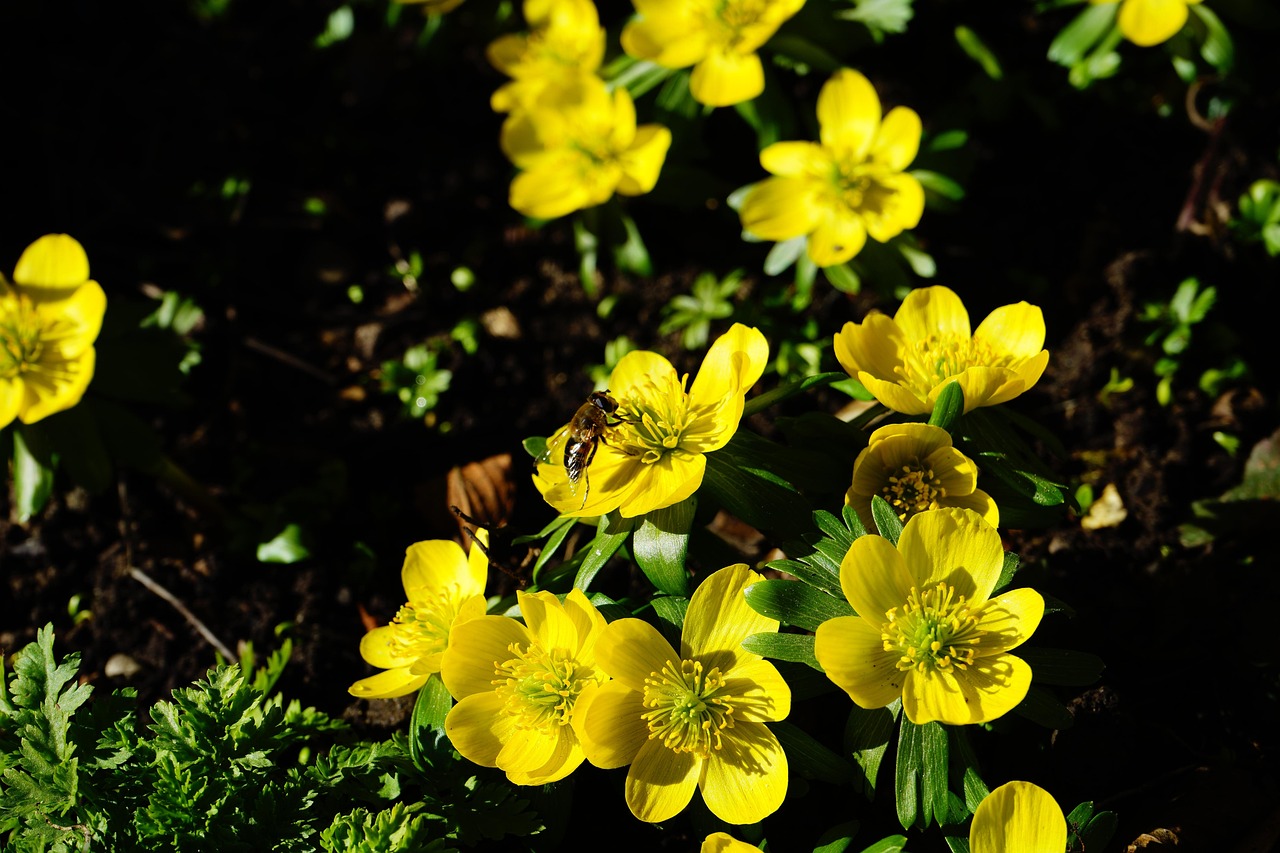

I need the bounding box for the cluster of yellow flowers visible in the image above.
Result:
[488,0,671,219]
[352,285,1062,834]
[1,235,105,430]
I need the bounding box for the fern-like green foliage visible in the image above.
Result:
[0,625,546,852]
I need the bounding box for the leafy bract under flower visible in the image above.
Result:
[487,0,606,113]
[1090,0,1202,46]
[441,588,608,785]
[501,76,671,219]
[533,323,768,518]
[739,68,924,267]
[573,564,791,824]
[847,422,998,530]
[814,507,1044,725]
[621,0,806,107]
[969,781,1068,853]
[834,285,1049,415]
[349,533,489,699]
[1,234,106,429]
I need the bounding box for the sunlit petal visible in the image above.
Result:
[699,723,788,824]
[973,589,1044,657]
[898,508,1003,600]
[690,49,765,107]
[740,177,824,241]
[817,68,881,161]
[626,739,701,822]
[445,692,517,767]
[596,618,680,691]
[814,616,905,709]
[902,653,1031,725]
[970,781,1068,853]
[574,681,650,768]
[682,564,775,668]
[894,285,971,341]
[441,616,529,699]
[13,234,90,290]
[348,667,429,699]
[839,533,915,621]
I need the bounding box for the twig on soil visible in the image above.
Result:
[243,336,338,385]
[127,566,237,662]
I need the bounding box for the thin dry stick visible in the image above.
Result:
[127,566,236,662]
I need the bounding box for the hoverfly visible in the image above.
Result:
[538,390,625,510]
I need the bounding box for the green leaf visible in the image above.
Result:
[992,552,1020,593]
[741,632,822,670]
[257,523,310,564]
[764,236,806,276]
[871,495,904,544]
[11,425,57,523]
[744,579,854,632]
[703,433,815,540]
[1191,4,1233,71]
[913,169,966,202]
[1020,647,1105,686]
[927,382,964,431]
[920,721,949,826]
[844,701,898,800]
[857,836,909,853]
[649,595,689,644]
[408,674,452,772]
[743,372,845,417]
[1047,3,1116,66]
[949,727,989,815]
[39,405,112,494]
[954,25,1002,79]
[895,715,923,830]
[823,262,861,294]
[572,512,634,591]
[771,721,853,784]
[813,820,862,853]
[1067,801,1119,852]
[1013,686,1073,729]
[632,497,694,596]
[612,209,652,277]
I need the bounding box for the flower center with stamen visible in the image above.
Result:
[880,582,983,674]
[640,659,735,759]
[385,589,463,662]
[0,297,49,380]
[706,0,769,48]
[493,641,592,730]
[895,334,1017,399]
[617,373,710,463]
[881,458,945,521]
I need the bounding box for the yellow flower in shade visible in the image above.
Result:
[440,588,608,785]
[349,533,489,699]
[1090,0,1201,46]
[814,508,1044,725]
[533,323,768,518]
[574,564,791,824]
[970,781,1067,853]
[739,69,924,267]
[487,0,605,113]
[620,0,805,107]
[702,833,763,853]
[501,76,672,219]
[848,422,998,530]
[1,234,106,429]
[834,285,1049,416]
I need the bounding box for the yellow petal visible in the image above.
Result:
[859,372,932,415]
[690,49,764,107]
[725,658,791,723]
[838,533,915,623]
[441,615,530,699]
[486,32,529,76]
[808,206,867,267]
[973,302,1046,359]
[518,590,576,651]
[611,350,677,399]
[898,508,1004,602]
[973,588,1044,657]
[739,177,824,241]
[869,423,954,475]
[970,781,1068,853]
[574,681,650,768]
[688,323,769,413]
[833,312,906,381]
[596,618,680,691]
[870,106,922,171]
[402,540,477,599]
[17,347,96,424]
[444,691,515,767]
[617,125,672,196]
[815,616,906,709]
[699,722,788,824]
[759,141,830,178]
[894,285,970,342]
[818,69,881,161]
[619,451,706,517]
[862,170,925,242]
[950,366,1026,413]
[702,832,763,853]
[38,280,107,358]
[561,588,607,660]
[607,87,639,150]
[849,445,890,500]
[1013,349,1050,396]
[620,15,709,68]
[943,488,1000,528]
[506,727,584,785]
[901,653,1032,725]
[626,738,701,822]
[12,234,90,290]
[496,718,561,773]
[510,155,608,219]
[1118,0,1189,46]
[681,565,775,670]
[0,379,22,430]
[359,625,418,670]
[923,445,978,496]
[348,666,430,699]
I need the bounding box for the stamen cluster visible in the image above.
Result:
[641,659,735,758]
[881,582,982,674]
[494,641,587,729]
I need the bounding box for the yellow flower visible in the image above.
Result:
[533,323,768,518]
[501,76,672,219]
[487,0,606,113]
[834,285,1049,416]
[848,422,998,530]
[440,588,608,785]
[702,832,763,853]
[970,781,1067,853]
[573,564,791,824]
[814,508,1044,725]
[620,0,805,107]
[1090,0,1202,46]
[1,234,106,429]
[739,69,924,267]
[349,533,489,699]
